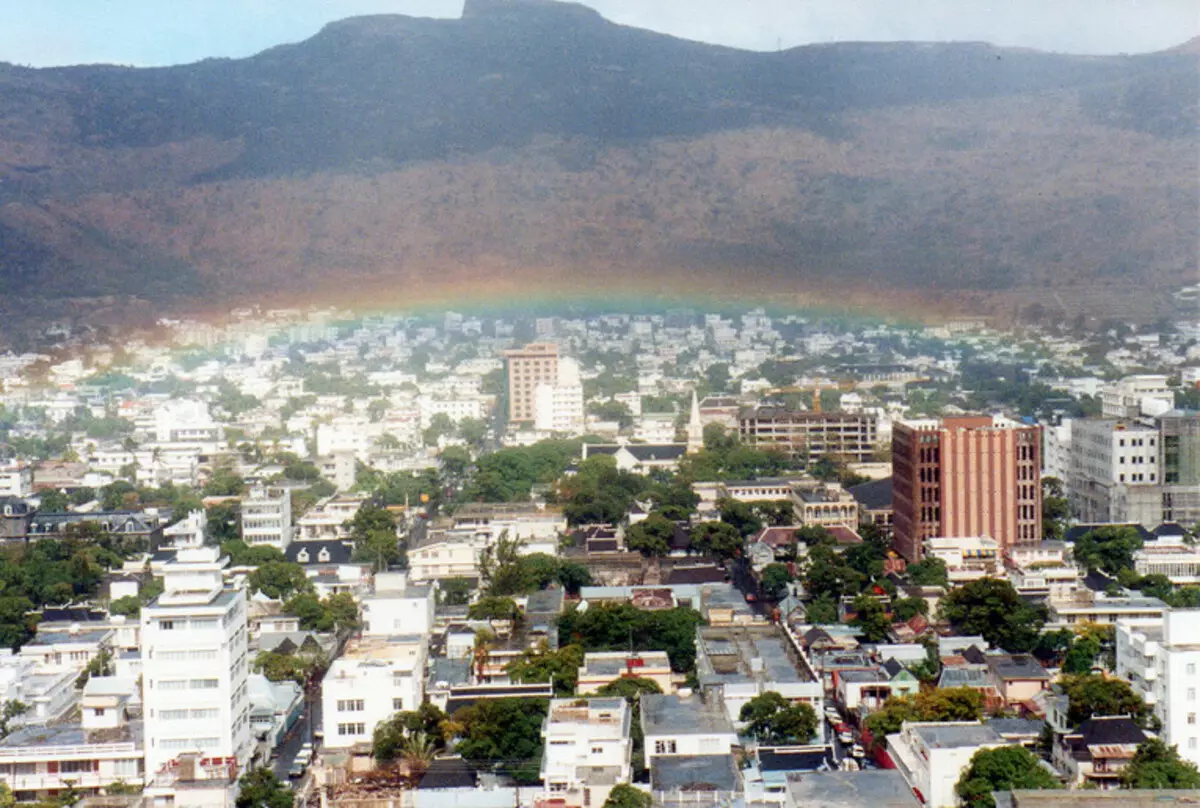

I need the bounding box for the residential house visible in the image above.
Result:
[539,698,632,808]
[887,721,1008,808]
[1054,715,1146,789]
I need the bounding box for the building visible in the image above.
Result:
[505,342,560,425]
[0,678,144,802]
[922,536,1000,583]
[1049,593,1167,627]
[784,769,920,808]
[580,442,689,473]
[140,546,252,779]
[738,406,878,464]
[533,356,585,435]
[1054,715,1146,789]
[539,698,632,808]
[1154,609,1200,766]
[791,481,859,528]
[361,571,436,638]
[640,693,738,762]
[576,651,674,695]
[1134,538,1200,584]
[0,463,33,498]
[321,634,427,750]
[1099,375,1174,419]
[1067,419,1162,525]
[892,416,1042,562]
[886,721,1007,808]
[239,486,292,550]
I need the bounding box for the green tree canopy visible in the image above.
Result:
[1120,739,1200,789]
[938,578,1046,653]
[453,698,548,783]
[739,691,818,745]
[506,642,585,696]
[907,556,949,586]
[247,561,313,601]
[956,745,1061,808]
[347,504,401,571]
[468,596,522,622]
[760,563,794,600]
[235,768,293,808]
[1072,526,1144,575]
[863,688,985,748]
[691,521,743,561]
[558,603,702,673]
[849,595,892,643]
[1061,674,1147,726]
[625,514,674,557]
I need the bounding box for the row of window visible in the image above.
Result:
[337,723,366,736]
[155,649,219,662]
[156,678,219,691]
[157,737,221,751]
[337,699,364,712]
[160,708,221,721]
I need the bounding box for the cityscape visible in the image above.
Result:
[0,302,1197,808]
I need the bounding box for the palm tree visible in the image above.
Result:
[401,731,437,775]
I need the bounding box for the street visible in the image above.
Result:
[272,688,323,781]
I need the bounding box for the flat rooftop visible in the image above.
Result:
[641,693,734,737]
[908,722,1002,749]
[0,720,142,750]
[785,770,919,807]
[697,626,814,686]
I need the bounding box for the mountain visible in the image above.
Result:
[0,0,1196,339]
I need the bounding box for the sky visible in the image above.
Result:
[0,0,1196,67]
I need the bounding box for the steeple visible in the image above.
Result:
[686,390,703,453]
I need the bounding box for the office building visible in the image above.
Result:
[892,416,1041,562]
[737,406,878,464]
[504,342,560,424]
[140,546,252,779]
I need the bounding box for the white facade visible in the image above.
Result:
[240,486,292,549]
[140,546,252,778]
[1100,375,1174,419]
[153,399,222,445]
[1116,617,1164,712]
[887,722,1007,808]
[0,463,33,498]
[540,698,632,808]
[321,635,427,750]
[361,572,436,638]
[922,536,1000,583]
[1134,539,1200,585]
[1158,609,1200,767]
[533,357,585,435]
[640,694,738,763]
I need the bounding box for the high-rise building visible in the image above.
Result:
[141,546,252,779]
[240,486,292,550]
[892,416,1042,562]
[504,342,560,424]
[1066,419,1161,525]
[737,405,878,464]
[1117,609,1200,768]
[533,356,585,435]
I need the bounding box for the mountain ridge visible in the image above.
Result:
[0,2,1196,340]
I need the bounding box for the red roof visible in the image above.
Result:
[826,525,863,545]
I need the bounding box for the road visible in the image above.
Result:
[273,687,323,781]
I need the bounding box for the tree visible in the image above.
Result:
[254,650,326,685]
[247,561,313,600]
[108,595,141,617]
[1062,635,1101,675]
[625,514,673,557]
[235,768,293,808]
[794,525,832,546]
[849,595,891,643]
[457,417,489,446]
[1061,674,1147,726]
[938,578,1046,653]
[204,465,246,497]
[439,578,473,606]
[718,499,763,538]
[760,563,794,600]
[955,746,1061,807]
[374,703,450,765]
[739,691,818,745]
[1120,738,1200,789]
[347,504,400,571]
[691,521,743,562]
[1072,526,1144,575]
[221,540,285,567]
[907,557,949,586]
[206,502,241,544]
[506,642,585,696]
[558,603,702,673]
[863,688,984,748]
[1136,573,1174,601]
[805,596,838,624]
[557,562,593,595]
[422,413,455,447]
[0,700,29,740]
[803,543,866,602]
[283,592,360,633]
[1041,477,1070,541]
[603,784,652,808]
[478,534,535,596]
[891,596,928,623]
[453,698,548,783]
[468,596,521,622]
[38,489,70,512]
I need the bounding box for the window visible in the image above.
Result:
[160,620,176,631]
[161,709,190,720]
[158,679,188,691]
[393,699,405,711]
[192,708,220,719]
[93,708,105,717]
[591,746,604,755]
[60,760,96,774]
[337,699,364,712]
[1188,663,1196,676]
[654,740,677,755]
[1189,713,1196,725]
[337,723,365,736]
[1190,688,1197,701]
[191,679,219,690]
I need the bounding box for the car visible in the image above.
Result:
[851,744,866,758]
[287,762,306,779]
[824,708,841,722]
[744,593,758,603]
[299,743,314,759]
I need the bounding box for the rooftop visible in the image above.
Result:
[785,770,919,807]
[907,721,1003,749]
[641,693,734,737]
[650,754,739,793]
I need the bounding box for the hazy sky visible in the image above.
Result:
[1,0,1196,67]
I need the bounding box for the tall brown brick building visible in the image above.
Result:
[892,416,1042,562]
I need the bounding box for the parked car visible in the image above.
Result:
[299,743,314,762]
[288,761,306,779]
[851,744,866,758]
[824,707,841,723]
[835,723,854,744]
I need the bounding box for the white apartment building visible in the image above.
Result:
[540,698,632,808]
[1116,617,1165,713]
[321,635,427,750]
[153,399,223,445]
[922,536,1001,583]
[361,571,436,638]
[534,356,585,435]
[240,486,292,550]
[1157,610,1200,766]
[316,416,374,459]
[297,493,367,541]
[1100,375,1174,419]
[0,463,33,498]
[1049,593,1167,627]
[1067,419,1162,525]
[140,546,252,778]
[417,395,485,428]
[161,508,207,550]
[640,693,738,763]
[0,677,144,801]
[1007,542,1083,604]
[1134,538,1200,585]
[887,722,1007,808]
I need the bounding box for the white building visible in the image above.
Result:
[240,486,292,550]
[922,536,1001,583]
[887,722,1007,808]
[1115,617,1165,714]
[0,463,33,498]
[1049,593,1167,627]
[540,698,632,808]
[1100,375,1174,419]
[1155,610,1200,766]
[533,356,585,435]
[1007,542,1083,604]
[153,399,222,445]
[640,693,738,762]
[321,635,427,751]
[140,546,252,778]
[161,508,207,550]
[0,677,144,801]
[361,571,436,638]
[1134,538,1200,585]
[1067,419,1162,525]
